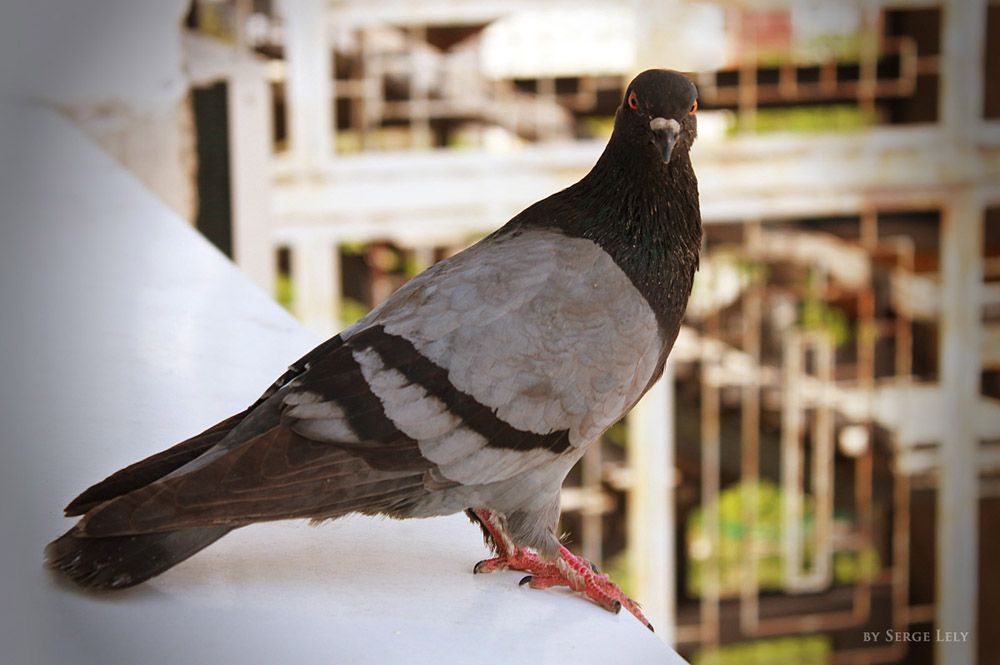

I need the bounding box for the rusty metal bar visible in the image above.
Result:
[782,263,835,593]
[739,222,762,635]
[762,218,927,658]
[781,329,836,593]
[853,210,878,629]
[697,35,922,108]
[678,214,942,648]
[737,11,757,133]
[857,7,880,121]
[732,218,880,638]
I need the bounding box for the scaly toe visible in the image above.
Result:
[473,557,507,574]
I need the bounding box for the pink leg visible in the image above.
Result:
[470,509,653,631]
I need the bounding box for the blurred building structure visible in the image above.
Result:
[177,1,1000,664]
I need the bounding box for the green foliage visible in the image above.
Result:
[686,479,881,598]
[694,635,832,665]
[275,273,294,312]
[799,299,851,346]
[340,240,368,256]
[274,275,370,329]
[402,253,427,278]
[601,550,634,599]
[602,419,627,449]
[833,545,881,585]
[687,480,806,597]
[748,105,873,134]
[339,298,370,327]
[737,257,768,286]
[798,266,852,346]
[582,117,615,140]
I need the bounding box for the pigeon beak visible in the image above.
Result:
[650,117,681,164]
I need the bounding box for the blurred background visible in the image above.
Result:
[6,1,998,663]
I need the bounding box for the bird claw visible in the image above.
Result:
[469,508,652,630]
[473,556,508,575]
[474,544,652,631]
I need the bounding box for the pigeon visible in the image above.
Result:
[45,69,701,631]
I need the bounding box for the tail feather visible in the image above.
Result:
[50,411,251,589]
[63,410,249,516]
[44,525,234,590]
[77,426,427,537]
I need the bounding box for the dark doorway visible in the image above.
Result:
[193,82,233,257]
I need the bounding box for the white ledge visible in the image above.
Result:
[0,101,682,663]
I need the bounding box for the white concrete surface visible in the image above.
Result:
[0,100,683,664]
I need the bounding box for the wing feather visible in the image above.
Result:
[285,227,663,487]
[79,426,426,536]
[366,227,663,445]
[78,227,664,535]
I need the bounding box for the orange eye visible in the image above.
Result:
[628,91,638,110]
[688,101,698,115]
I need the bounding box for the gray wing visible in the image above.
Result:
[76,227,664,537]
[313,226,665,486]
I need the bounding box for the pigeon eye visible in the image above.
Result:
[688,101,698,116]
[628,92,638,110]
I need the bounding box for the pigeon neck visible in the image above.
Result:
[561,131,703,337]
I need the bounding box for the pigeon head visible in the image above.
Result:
[617,69,698,165]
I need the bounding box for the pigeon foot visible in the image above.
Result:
[471,509,652,631]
